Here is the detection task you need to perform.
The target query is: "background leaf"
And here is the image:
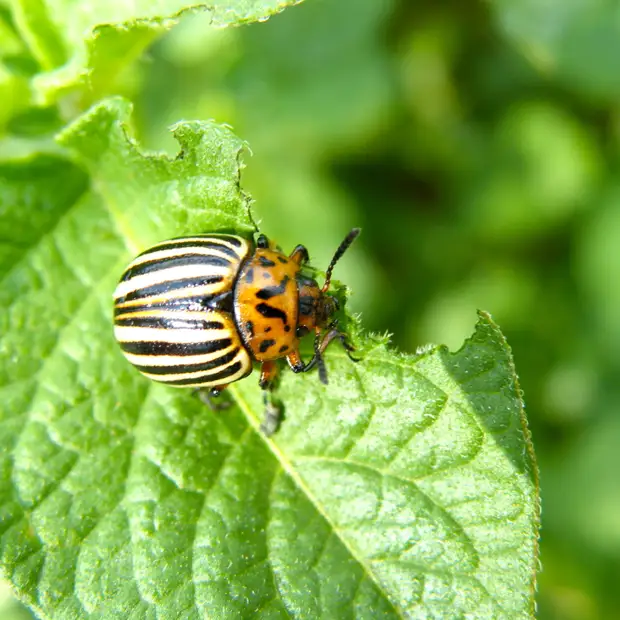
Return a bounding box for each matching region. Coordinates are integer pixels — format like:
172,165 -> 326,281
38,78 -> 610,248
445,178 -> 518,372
489,0 -> 620,101
0,99 -> 539,618
0,0 -> 613,615
10,0 -> 304,105
138,0 -> 397,325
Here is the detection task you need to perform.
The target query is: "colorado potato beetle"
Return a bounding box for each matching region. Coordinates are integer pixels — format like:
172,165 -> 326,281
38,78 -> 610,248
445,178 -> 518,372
113,228 -> 360,434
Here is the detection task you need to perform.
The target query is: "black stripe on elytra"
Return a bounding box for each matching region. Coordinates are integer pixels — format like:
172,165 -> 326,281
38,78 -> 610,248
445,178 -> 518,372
166,360 -> 244,386
259,339 -> 276,353
117,275 -> 224,304
214,235 -> 243,247
255,275 -> 289,300
136,348 -> 239,375
147,236 -> 243,253
258,255 -> 276,267
203,290 -> 234,313
277,256 -> 288,264
120,337 -> 232,356
115,315 -> 224,330
114,293 -> 224,316
192,241 -> 241,258
150,240 -> 241,259
124,254 -> 232,279
256,302 -> 288,324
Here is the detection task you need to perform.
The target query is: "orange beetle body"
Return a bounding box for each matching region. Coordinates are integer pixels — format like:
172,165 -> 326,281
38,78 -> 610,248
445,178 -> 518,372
114,229 -> 360,434
234,246 -> 301,362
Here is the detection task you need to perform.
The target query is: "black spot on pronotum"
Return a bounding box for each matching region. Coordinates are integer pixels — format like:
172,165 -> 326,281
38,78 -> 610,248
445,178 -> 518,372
265,326 -> 272,333
277,256 -> 288,264
259,255 -> 277,267
259,339 -> 276,353
256,303 -> 288,323
279,344 -> 288,353
245,321 -> 254,337
284,325 -> 291,332
255,275 -> 289,300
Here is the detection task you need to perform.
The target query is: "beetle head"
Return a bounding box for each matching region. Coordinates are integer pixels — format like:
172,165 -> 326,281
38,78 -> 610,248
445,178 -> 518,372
296,228 -> 360,335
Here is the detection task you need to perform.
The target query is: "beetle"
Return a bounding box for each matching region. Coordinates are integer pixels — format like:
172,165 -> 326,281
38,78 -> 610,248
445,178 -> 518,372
113,228 -> 360,434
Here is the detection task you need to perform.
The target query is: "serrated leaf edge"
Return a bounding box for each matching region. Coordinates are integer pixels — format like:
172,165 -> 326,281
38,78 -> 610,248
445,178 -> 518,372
229,311 -> 540,618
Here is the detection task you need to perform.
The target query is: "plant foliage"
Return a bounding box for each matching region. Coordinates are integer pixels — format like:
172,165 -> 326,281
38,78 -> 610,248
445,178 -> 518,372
0,0 -> 540,618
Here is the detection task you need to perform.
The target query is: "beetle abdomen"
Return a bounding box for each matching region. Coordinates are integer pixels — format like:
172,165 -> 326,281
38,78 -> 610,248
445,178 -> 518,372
113,235 -> 253,387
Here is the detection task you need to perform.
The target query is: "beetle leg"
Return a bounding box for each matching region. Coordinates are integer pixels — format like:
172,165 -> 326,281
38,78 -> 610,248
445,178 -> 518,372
259,360 -> 279,389
313,327 -> 329,385
286,349 -> 305,373
261,393 -> 281,437
195,385 -> 231,411
322,328 -> 360,361
300,328 -> 360,381
258,361 -> 281,436
318,320 -> 360,361
289,244 -> 309,265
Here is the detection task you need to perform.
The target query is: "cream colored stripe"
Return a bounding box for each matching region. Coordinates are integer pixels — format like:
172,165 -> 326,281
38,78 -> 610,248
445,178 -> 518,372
150,236 -> 249,253
113,264 -> 231,299
142,349 -> 250,383
125,246 -> 238,270
123,344 -> 235,367
115,309 -> 222,321
114,326 -> 229,344
114,284 -> 224,308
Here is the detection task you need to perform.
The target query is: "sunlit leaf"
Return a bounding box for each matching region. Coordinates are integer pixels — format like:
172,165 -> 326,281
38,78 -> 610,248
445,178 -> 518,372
10,0 -> 304,104
0,98 -> 539,618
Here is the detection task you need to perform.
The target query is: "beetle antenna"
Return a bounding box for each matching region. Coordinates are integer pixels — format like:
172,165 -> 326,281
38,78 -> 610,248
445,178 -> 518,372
322,228 -> 361,292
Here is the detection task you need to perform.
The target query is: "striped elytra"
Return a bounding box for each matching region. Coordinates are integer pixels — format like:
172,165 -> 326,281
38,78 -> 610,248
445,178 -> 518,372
113,234 -> 253,388
113,228 -> 360,435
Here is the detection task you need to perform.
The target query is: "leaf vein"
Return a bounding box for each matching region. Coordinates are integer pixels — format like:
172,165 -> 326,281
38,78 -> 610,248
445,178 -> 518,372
229,385 -> 407,620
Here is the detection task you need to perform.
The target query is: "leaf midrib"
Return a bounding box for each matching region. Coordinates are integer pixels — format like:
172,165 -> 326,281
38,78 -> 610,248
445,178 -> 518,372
228,349 -> 524,617
229,384 -> 407,619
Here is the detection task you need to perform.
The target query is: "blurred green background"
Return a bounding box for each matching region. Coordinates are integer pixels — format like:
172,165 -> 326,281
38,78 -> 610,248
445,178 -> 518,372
4,0 -> 620,617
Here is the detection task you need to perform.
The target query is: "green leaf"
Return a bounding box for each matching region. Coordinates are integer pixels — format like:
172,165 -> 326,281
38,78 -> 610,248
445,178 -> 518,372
490,0 -> 620,101
0,63 -> 30,130
0,98 -> 539,618
9,0 -> 304,105
140,0 -> 396,325
0,579 -> 34,620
